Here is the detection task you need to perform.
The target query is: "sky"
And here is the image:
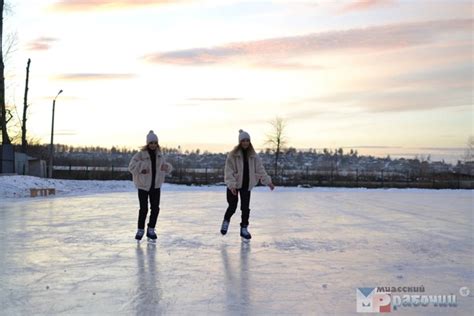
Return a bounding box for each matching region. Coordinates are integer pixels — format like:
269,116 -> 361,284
3,0 -> 473,162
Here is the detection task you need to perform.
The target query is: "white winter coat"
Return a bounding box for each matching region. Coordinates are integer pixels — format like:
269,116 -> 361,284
224,147 -> 271,191
128,150 -> 173,191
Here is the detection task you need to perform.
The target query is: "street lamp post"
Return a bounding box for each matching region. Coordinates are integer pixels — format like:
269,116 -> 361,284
48,89 -> 63,178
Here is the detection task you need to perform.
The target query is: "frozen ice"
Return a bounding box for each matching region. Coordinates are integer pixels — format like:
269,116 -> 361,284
0,181 -> 473,314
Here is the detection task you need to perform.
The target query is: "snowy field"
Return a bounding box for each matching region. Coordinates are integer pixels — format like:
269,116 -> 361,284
0,176 -> 473,315
0,175 -> 136,198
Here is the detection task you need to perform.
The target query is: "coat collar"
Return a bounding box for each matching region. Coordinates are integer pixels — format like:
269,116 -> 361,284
143,150 -> 162,158
233,148 -> 256,158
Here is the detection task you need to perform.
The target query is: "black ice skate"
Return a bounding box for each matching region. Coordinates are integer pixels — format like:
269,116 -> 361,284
135,229 -> 145,241
147,227 -> 157,242
240,226 -> 252,241
220,220 -> 230,235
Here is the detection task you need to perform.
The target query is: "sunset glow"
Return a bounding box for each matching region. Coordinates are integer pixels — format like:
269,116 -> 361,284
5,0 -> 473,162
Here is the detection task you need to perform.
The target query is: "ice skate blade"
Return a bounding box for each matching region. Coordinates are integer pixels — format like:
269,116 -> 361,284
241,237 -> 251,243
147,238 -> 157,243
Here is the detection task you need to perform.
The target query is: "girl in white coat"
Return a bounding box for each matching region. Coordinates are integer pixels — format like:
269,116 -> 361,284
128,131 -> 173,241
221,129 -> 275,240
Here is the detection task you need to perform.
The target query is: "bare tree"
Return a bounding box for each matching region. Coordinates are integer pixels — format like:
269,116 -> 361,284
265,117 -> 287,179
0,0 -> 10,145
463,136 -> 473,162
21,58 -> 30,152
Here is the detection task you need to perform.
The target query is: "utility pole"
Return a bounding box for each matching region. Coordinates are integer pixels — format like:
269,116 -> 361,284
48,89 -> 63,178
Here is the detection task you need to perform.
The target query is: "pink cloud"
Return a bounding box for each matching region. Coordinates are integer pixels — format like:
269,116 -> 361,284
54,73 -> 136,81
27,37 -> 59,51
50,0 -> 188,11
338,0 -> 394,14
144,19 -> 472,66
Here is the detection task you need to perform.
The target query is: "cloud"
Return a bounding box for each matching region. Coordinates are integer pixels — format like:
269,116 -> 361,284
144,18 -> 472,67
284,109 -> 332,121
27,37 -> 59,51
418,147 -> 465,151
54,73 -> 136,81
365,89 -> 471,112
311,62 -> 473,113
344,145 -> 402,149
338,0 -> 394,14
387,63 -> 473,90
55,130 -> 77,136
187,97 -> 241,101
251,61 -> 324,70
50,0 -> 188,11
311,86 -> 471,113
285,61 -> 472,114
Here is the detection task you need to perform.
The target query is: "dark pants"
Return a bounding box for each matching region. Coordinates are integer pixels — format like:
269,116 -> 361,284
137,188 -> 161,229
224,188 -> 251,227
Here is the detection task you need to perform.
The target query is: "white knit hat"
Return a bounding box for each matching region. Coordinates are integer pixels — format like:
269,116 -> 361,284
238,129 -> 251,142
146,130 -> 158,143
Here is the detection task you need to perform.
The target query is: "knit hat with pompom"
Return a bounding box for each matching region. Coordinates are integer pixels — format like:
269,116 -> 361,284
146,130 -> 158,144
238,129 -> 251,142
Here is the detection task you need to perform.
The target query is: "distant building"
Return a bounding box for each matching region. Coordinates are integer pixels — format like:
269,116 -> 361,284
15,152 -> 47,178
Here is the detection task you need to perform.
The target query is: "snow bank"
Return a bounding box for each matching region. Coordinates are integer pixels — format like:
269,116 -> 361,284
0,175 -> 135,198
1,175 -> 466,199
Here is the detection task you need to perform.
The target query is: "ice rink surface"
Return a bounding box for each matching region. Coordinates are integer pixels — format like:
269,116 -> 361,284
0,187 -> 473,315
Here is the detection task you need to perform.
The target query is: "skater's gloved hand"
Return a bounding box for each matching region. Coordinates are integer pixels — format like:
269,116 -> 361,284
268,183 -> 275,191
140,169 -> 149,174
230,188 -> 237,196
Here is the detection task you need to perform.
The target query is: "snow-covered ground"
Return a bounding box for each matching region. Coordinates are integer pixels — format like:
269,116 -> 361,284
0,175 -> 136,198
0,176 -> 473,315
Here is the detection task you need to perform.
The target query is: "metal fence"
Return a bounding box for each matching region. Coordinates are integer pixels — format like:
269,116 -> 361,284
52,165 -> 473,189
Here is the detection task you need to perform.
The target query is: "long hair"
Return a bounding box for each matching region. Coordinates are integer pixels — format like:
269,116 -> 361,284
230,142 -> 256,155
141,144 -> 161,152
